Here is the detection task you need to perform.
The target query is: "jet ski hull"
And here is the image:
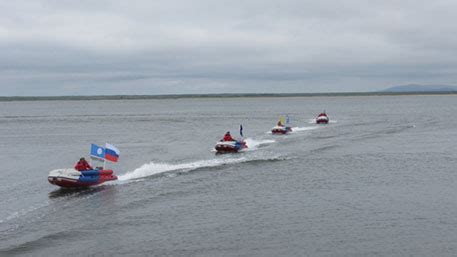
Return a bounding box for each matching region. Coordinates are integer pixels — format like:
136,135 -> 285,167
215,141 -> 247,153
316,118 -> 329,124
48,169 -> 117,188
316,114 -> 329,124
271,126 -> 292,134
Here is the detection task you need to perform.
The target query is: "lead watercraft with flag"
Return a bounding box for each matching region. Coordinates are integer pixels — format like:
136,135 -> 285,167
48,143 -> 119,188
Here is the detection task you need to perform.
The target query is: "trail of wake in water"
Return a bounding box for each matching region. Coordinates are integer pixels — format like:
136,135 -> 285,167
243,138 -> 275,150
118,154 -> 284,181
118,136 -> 279,181
291,126 -> 318,132
118,157 -> 243,181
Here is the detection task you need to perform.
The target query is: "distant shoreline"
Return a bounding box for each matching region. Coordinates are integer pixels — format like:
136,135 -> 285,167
0,91 -> 456,102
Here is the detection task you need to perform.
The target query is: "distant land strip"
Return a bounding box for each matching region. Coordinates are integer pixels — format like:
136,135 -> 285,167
1,91 -> 456,102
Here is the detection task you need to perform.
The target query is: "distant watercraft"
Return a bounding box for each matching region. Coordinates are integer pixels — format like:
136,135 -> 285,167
271,115 -> 292,134
271,126 -> 292,134
316,112 -> 329,124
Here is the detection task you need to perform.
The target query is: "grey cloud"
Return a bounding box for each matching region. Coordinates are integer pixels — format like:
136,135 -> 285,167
1,0 -> 457,95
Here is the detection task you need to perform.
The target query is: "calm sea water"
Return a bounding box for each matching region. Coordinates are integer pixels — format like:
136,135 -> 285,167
0,95 -> 456,257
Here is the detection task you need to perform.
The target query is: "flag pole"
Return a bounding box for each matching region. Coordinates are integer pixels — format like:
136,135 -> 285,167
240,124 -> 244,140
103,143 -> 106,170
89,145 -> 92,168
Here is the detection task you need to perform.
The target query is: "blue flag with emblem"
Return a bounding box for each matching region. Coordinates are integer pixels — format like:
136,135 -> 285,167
90,144 -> 105,160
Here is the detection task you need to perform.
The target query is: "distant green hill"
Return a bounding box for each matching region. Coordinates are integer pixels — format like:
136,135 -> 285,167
383,84 -> 457,92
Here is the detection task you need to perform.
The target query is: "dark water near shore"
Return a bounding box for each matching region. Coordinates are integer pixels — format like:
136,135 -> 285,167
0,96 -> 456,257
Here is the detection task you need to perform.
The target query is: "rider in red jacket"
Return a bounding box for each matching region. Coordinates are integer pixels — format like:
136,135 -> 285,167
223,131 -> 235,141
74,157 -> 93,171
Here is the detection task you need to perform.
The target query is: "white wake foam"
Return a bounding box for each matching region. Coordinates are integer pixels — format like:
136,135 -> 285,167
244,138 -> 275,150
291,126 -> 318,132
118,157 -> 248,181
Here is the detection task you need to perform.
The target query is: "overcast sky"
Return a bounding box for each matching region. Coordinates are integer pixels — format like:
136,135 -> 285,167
1,0 -> 457,96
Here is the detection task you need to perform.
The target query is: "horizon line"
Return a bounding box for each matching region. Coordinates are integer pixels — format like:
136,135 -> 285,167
1,91 -> 457,101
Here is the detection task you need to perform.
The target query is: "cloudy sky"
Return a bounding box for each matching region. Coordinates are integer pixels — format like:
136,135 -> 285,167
1,0 -> 457,96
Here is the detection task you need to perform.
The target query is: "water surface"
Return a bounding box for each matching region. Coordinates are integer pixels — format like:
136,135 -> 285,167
0,95 -> 456,256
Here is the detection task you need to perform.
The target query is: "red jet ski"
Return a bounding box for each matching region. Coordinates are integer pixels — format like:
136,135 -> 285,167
316,112 -> 329,124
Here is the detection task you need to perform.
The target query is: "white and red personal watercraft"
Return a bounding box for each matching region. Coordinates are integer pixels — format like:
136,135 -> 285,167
316,112 -> 329,124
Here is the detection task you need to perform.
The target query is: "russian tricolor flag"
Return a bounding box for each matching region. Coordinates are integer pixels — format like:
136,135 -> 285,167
104,143 -> 120,162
